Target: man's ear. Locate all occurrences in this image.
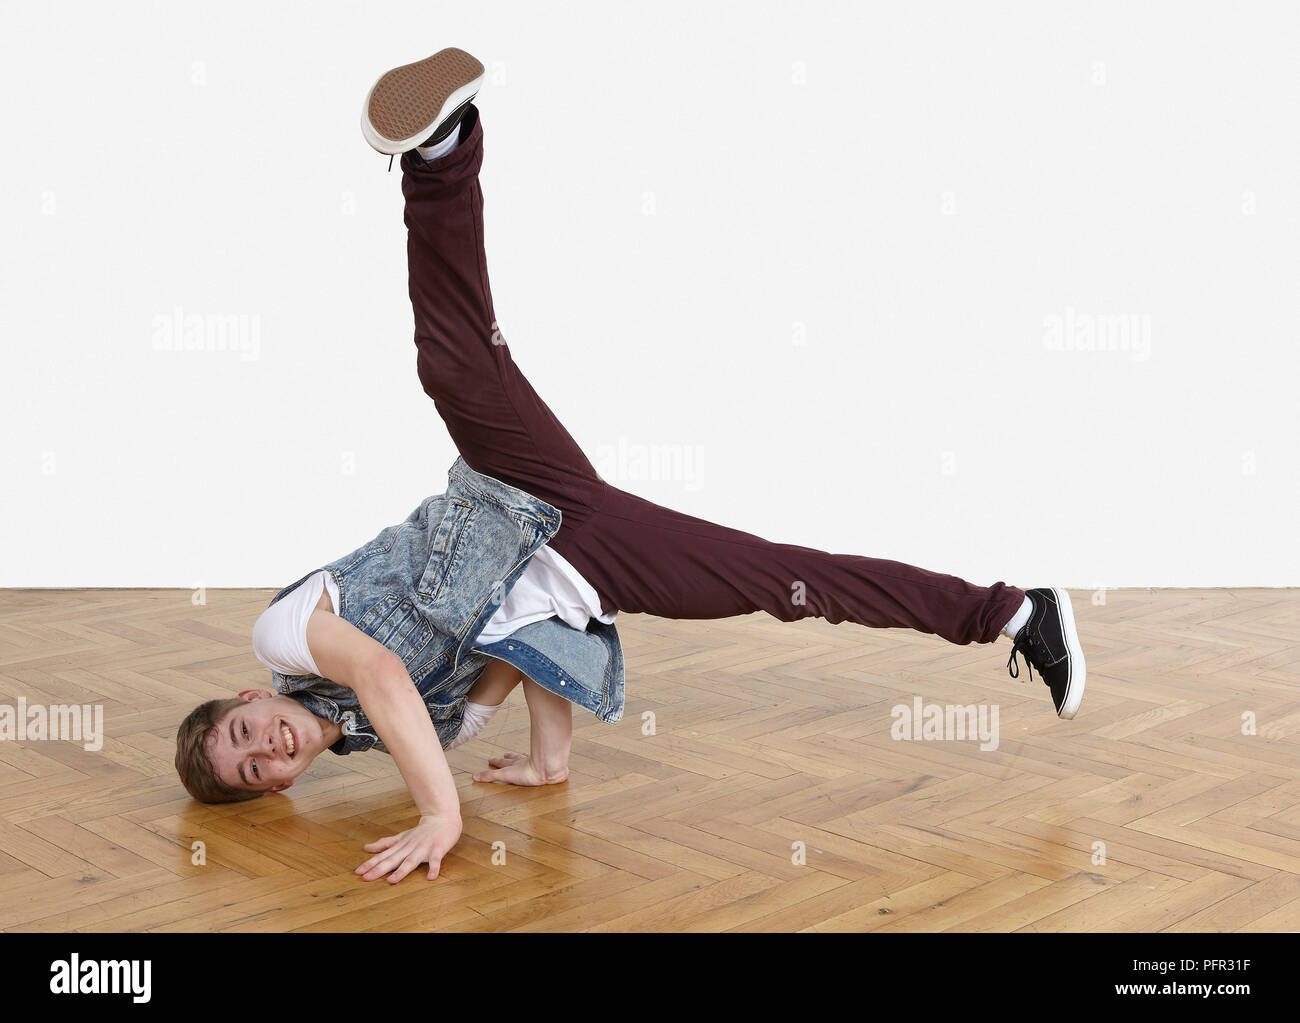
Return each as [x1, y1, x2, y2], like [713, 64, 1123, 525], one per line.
[236, 689, 275, 701]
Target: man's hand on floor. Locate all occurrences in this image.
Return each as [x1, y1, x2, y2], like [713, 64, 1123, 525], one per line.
[472, 751, 568, 786]
[355, 812, 464, 883]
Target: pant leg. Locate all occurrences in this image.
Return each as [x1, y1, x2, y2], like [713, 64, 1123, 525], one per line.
[400, 103, 607, 543]
[556, 485, 1025, 646]
[402, 104, 1022, 644]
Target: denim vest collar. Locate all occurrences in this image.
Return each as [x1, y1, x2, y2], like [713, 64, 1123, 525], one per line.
[266, 457, 625, 754]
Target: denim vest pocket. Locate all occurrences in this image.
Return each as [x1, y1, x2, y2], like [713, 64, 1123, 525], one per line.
[417, 497, 474, 603]
[358, 593, 435, 666]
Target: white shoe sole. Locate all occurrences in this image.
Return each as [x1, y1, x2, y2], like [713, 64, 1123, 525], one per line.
[1051, 586, 1086, 719]
[360, 47, 485, 155]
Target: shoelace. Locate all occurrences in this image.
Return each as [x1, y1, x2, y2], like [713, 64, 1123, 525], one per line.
[1007, 632, 1037, 684]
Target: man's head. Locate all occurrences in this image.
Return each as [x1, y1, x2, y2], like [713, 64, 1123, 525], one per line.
[174, 689, 341, 803]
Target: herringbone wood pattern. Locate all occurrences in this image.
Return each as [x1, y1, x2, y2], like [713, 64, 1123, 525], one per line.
[0, 587, 1297, 932]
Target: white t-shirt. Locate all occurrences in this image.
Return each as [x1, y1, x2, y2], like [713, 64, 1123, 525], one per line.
[251, 544, 616, 677]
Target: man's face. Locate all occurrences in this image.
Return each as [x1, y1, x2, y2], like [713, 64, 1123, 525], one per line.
[207, 690, 336, 794]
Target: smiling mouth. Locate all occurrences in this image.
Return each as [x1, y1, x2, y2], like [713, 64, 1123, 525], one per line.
[281, 721, 296, 758]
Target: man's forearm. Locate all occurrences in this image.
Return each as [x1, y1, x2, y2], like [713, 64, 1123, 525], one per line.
[357, 669, 460, 818]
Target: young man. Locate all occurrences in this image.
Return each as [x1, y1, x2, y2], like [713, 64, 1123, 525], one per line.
[175, 46, 1086, 885]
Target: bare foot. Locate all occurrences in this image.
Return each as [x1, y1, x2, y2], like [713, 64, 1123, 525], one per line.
[471, 751, 568, 786]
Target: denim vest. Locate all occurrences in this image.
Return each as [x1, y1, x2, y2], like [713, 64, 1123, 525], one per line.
[266, 457, 625, 755]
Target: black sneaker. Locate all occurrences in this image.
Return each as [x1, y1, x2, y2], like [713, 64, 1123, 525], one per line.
[1006, 587, 1087, 719]
[361, 46, 485, 155]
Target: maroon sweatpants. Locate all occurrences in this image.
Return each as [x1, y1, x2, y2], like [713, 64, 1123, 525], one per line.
[401, 104, 1024, 646]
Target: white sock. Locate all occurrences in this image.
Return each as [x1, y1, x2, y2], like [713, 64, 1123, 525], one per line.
[448, 699, 502, 749]
[1001, 595, 1033, 639]
[415, 126, 461, 163]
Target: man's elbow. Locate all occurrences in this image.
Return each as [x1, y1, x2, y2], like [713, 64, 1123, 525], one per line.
[358, 651, 413, 697]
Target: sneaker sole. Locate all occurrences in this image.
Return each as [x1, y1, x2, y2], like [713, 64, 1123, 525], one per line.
[1051, 586, 1087, 719]
[361, 47, 485, 155]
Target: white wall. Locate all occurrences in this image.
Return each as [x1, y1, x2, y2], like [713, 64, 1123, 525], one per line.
[2, 1, 1296, 590]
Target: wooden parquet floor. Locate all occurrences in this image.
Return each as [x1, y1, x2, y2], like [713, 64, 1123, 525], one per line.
[0, 587, 1297, 932]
